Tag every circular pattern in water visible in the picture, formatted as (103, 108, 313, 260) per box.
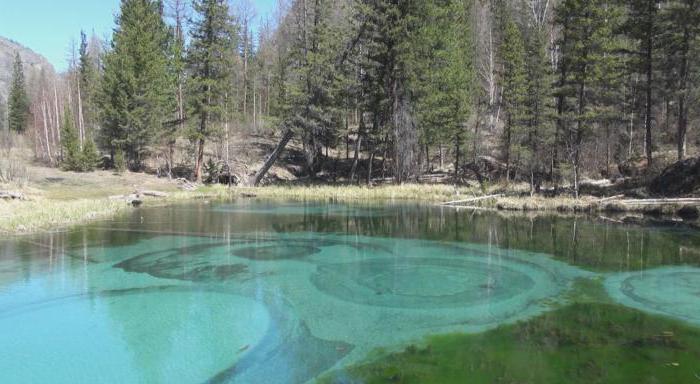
(233, 244, 321, 260)
(606, 266, 700, 325)
(312, 255, 545, 309)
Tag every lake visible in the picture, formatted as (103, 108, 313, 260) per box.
(2, 200, 700, 383)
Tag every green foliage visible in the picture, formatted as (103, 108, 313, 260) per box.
(100, 0, 171, 170)
(114, 149, 126, 173)
(8, 53, 29, 133)
(555, 0, 624, 192)
(499, 16, 528, 178)
(413, 0, 474, 157)
(186, 0, 237, 180)
(61, 112, 82, 171)
(79, 30, 100, 136)
(61, 112, 99, 172)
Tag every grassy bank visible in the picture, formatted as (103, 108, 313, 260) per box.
(0, 186, 233, 234)
(3, 173, 698, 234)
(231, 184, 479, 202)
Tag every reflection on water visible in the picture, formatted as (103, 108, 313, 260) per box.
(0, 200, 699, 384)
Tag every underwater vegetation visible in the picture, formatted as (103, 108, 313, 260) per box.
(322, 302, 700, 384)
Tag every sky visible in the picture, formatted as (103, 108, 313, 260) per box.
(0, 0, 277, 72)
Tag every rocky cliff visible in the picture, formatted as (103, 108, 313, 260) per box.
(0, 36, 55, 103)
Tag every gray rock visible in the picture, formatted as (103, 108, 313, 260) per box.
(0, 36, 55, 102)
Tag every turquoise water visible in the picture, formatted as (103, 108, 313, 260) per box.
(1, 200, 700, 383)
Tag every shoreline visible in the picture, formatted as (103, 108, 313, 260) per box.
(2, 183, 699, 235)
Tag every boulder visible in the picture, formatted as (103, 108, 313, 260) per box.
(649, 157, 700, 196)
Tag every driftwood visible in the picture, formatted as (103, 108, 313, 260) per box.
(619, 198, 700, 205)
(596, 194, 625, 203)
(138, 190, 168, 198)
(109, 190, 168, 206)
(0, 191, 25, 200)
(441, 194, 504, 206)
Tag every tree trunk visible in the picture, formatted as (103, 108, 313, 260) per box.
(349, 116, 364, 183)
(250, 127, 294, 186)
(677, 18, 690, 161)
(194, 138, 205, 182)
(366, 151, 375, 185)
(643, 0, 655, 167)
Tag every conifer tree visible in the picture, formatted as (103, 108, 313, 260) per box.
(100, 0, 171, 170)
(187, 0, 236, 181)
(414, 0, 474, 180)
(61, 110, 81, 171)
(8, 53, 29, 133)
(78, 30, 100, 138)
(499, 17, 528, 182)
(661, 0, 700, 160)
(555, 0, 622, 197)
(624, 0, 661, 166)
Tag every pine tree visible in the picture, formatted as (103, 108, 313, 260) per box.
(499, 16, 528, 182)
(555, 0, 623, 197)
(100, 0, 171, 170)
(661, 0, 700, 160)
(61, 111, 82, 171)
(187, 0, 236, 182)
(8, 53, 29, 133)
(78, 30, 100, 139)
(523, 26, 554, 192)
(624, 0, 661, 167)
(163, 0, 188, 176)
(413, 0, 474, 181)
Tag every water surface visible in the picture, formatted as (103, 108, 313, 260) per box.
(1, 200, 700, 383)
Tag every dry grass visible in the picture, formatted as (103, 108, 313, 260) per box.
(0, 184, 232, 234)
(0, 198, 129, 233)
(229, 184, 481, 202)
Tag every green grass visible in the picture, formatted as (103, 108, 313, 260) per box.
(321, 302, 700, 384)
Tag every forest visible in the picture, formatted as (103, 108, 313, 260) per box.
(2, 0, 699, 197)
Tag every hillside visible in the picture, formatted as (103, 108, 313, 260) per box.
(0, 36, 54, 102)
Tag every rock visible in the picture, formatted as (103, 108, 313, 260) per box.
(677, 205, 700, 220)
(649, 157, 700, 197)
(0, 190, 25, 200)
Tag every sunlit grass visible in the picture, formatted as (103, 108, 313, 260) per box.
(230, 184, 480, 202)
(0, 198, 129, 233)
(0, 184, 233, 234)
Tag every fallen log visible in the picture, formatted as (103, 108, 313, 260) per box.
(619, 198, 700, 205)
(441, 194, 504, 206)
(596, 194, 625, 203)
(137, 190, 168, 198)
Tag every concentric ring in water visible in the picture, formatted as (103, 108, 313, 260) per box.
(605, 266, 700, 325)
(312, 257, 536, 309)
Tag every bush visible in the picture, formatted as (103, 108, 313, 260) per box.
(114, 149, 126, 174)
(60, 112, 100, 172)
